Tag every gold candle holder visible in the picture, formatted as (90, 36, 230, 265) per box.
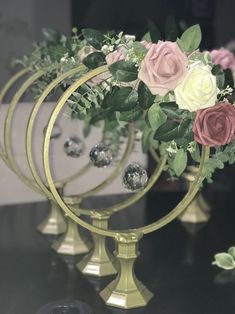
(77, 211, 117, 277)
(43, 65, 210, 309)
(24, 65, 136, 269)
(179, 166, 211, 224)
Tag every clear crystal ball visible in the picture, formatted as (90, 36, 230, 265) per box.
(63, 136, 85, 158)
(89, 143, 113, 168)
(123, 163, 148, 191)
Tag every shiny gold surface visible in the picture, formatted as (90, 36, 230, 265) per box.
(100, 233, 153, 309)
(37, 198, 66, 235)
(52, 218, 90, 255)
(77, 211, 117, 277)
(180, 167, 211, 224)
(179, 192, 211, 223)
(4, 70, 45, 194)
(43, 65, 210, 309)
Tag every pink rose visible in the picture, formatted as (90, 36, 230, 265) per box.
(106, 47, 126, 65)
(210, 48, 235, 71)
(141, 40, 153, 50)
(193, 102, 235, 147)
(138, 41, 188, 96)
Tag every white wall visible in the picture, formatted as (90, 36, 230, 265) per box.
(0, 102, 147, 205)
(0, 0, 71, 86)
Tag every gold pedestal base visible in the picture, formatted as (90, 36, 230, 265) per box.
(37, 199, 67, 235)
(51, 218, 90, 255)
(77, 211, 117, 277)
(179, 192, 210, 224)
(100, 233, 153, 309)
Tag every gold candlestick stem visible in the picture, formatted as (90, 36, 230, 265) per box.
(77, 211, 117, 277)
(37, 198, 66, 235)
(52, 217, 89, 255)
(100, 233, 153, 309)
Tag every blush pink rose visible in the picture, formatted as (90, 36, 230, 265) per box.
(192, 102, 235, 147)
(210, 48, 235, 71)
(138, 41, 188, 96)
(141, 40, 153, 50)
(105, 47, 127, 65)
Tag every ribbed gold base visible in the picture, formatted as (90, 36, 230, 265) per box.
(51, 218, 90, 255)
(37, 200, 66, 235)
(179, 192, 211, 224)
(77, 211, 117, 277)
(100, 233, 153, 309)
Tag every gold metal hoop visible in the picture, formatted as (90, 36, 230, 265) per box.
(43, 65, 210, 238)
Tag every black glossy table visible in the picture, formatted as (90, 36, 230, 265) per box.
(0, 191, 234, 314)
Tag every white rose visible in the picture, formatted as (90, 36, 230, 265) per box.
(174, 63, 218, 112)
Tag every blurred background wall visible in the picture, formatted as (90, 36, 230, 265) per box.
(0, 0, 71, 86)
(1, 0, 235, 86)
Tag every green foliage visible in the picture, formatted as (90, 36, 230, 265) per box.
(154, 119, 191, 142)
(190, 142, 201, 162)
(138, 82, 155, 109)
(106, 87, 138, 112)
(148, 104, 167, 130)
(82, 52, 106, 69)
(173, 149, 187, 176)
(81, 28, 104, 49)
(159, 102, 182, 119)
(109, 60, 138, 82)
(212, 65, 225, 90)
(203, 141, 235, 182)
(118, 105, 142, 122)
(177, 24, 202, 52)
(141, 127, 154, 153)
(213, 250, 235, 270)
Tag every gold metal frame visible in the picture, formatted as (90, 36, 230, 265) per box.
(43, 65, 210, 309)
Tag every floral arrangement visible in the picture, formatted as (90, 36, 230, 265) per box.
(65, 23, 235, 181)
(13, 22, 235, 181)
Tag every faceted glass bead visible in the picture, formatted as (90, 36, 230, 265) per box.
(123, 163, 148, 191)
(64, 136, 85, 158)
(89, 143, 113, 168)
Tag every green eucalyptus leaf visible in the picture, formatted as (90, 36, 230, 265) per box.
(154, 119, 191, 142)
(82, 28, 104, 49)
(148, 20, 161, 43)
(177, 24, 202, 52)
(165, 15, 178, 41)
(138, 81, 155, 109)
(148, 104, 167, 131)
(109, 60, 138, 82)
(173, 149, 187, 176)
(228, 247, 235, 259)
(90, 109, 107, 124)
(48, 45, 67, 62)
(82, 52, 106, 69)
(213, 253, 235, 270)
